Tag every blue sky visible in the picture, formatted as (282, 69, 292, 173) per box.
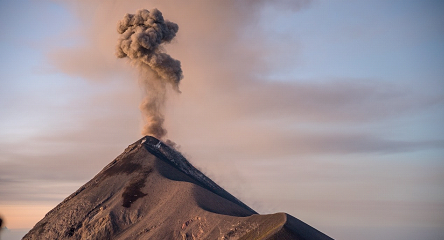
(0, 0, 443, 239)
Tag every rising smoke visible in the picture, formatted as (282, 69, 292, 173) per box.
(116, 8, 183, 139)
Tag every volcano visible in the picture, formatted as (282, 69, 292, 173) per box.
(23, 136, 333, 240)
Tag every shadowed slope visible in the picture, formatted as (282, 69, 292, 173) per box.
(23, 137, 333, 240)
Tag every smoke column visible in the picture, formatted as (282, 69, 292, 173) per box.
(116, 8, 183, 138)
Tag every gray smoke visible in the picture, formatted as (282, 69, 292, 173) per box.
(116, 8, 183, 139)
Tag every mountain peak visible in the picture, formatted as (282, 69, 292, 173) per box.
(142, 136, 256, 213)
(23, 137, 333, 240)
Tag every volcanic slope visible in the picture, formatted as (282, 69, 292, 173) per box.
(23, 136, 333, 240)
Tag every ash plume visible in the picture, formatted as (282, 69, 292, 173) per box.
(116, 8, 183, 139)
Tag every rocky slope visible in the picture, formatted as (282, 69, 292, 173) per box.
(23, 136, 333, 240)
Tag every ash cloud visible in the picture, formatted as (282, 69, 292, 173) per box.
(116, 8, 183, 138)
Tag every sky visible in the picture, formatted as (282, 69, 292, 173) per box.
(0, 0, 443, 239)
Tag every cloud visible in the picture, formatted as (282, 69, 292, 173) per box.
(41, 0, 444, 158)
(47, 47, 131, 82)
(196, 78, 443, 123)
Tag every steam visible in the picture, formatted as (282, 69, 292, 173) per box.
(116, 8, 183, 139)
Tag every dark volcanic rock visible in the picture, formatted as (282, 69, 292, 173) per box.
(23, 136, 333, 240)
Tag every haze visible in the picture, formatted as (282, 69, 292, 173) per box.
(0, 1, 443, 240)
